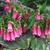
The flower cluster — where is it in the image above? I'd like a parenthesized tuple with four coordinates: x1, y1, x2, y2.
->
(0, 0, 50, 42)
(0, 0, 23, 41)
(31, 11, 50, 38)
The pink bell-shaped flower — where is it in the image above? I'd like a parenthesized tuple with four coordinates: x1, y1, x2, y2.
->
(45, 24, 48, 36)
(12, 11, 19, 20)
(0, 28, 4, 36)
(48, 26, 50, 35)
(10, 31, 15, 41)
(32, 23, 37, 35)
(41, 14, 44, 20)
(5, 0, 10, 3)
(37, 25, 41, 36)
(41, 30, 45, 38)
(18, 25, 22, 36)
(0, 29, 1, 35)
(35, 12, 41, 21)
(6, 32, 10, 41)
(17, 14, 22, 20)
(4, 5, 10, 11)
(13, 28, 20, 38)
(3, 32, 7, 41)
(7, 21, 13, 32)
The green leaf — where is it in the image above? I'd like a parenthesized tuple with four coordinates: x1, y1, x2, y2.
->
(27, 15, 36, 29)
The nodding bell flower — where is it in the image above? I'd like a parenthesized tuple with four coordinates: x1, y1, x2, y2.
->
(13, 28, 20, 38)
(45, 24, 48, 36)
(10, 31, 15, 41)
(37, 25, 41, 36)
(12, 7, 22, 20)
(32, 23, 37, 35)
(35, 12, 41, 21)
(0, 28, 4, 36)
(12, 11, 19, 20)
(17, 14, 22, 20)
(18, 25, 22, 36)
(41, 30, 45, 38)
(5, 0, 10, 3)
(4, 5, 10, 11)
(3, 32, 7, 41)
(6, 32, 10, 41)
(41, 14, 44, 20)
(7, 21, 13, 32)
(48, 26, 50, 35)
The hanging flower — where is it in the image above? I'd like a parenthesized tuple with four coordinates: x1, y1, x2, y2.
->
(7, 21, 13, 32)
(35, 12, 41, 21)
(45, 24, 48, 36)
(37, 25, 41, 36)
(32, 23, 37, 35)
(10, 31, 15, 41)
(3, 5, 10, 11)
(18, 25, 22, 36)
(48, 26, 50, 35)
(6, 32, 10, 41)
(41, 30, 45, 38)
(0, 28, 4, 36)
(3, 32, 7, 41)
(13, 28, 20, 38)
(17, 14, 22, 20)
(41, 14, 44, 20)
(5, 0, 10, 3)
(12, 11, 19, 20)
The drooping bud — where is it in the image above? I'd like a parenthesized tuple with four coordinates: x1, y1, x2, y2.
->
(12, 11, 19, 20)
(41, 14, 44, 20)
(23, 24, 27, 33)
(18, 25, 22, 36)
(4, 5, 10, 11)
(35, 12, 41, 21)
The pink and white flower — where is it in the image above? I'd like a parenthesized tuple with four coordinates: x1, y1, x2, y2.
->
(7, 21, 13, 32)
(12, 11, 19, 20)
(45, 24, 48, 36)
(18, 25, 22, 36)
(6, 32, 10, 41)
(0, 28, 4, 36)
(4, 5, 10, 11)
(37, 25, 41, 36)
(13, 28, 20, 38)
(5, 0, 10, 3)
(32, 23, 37, 35)
(35, 12, 41, 21)
(48, 26, 50, 35)
(10, 31, 15, 41)
(3, 32, 7, 41)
